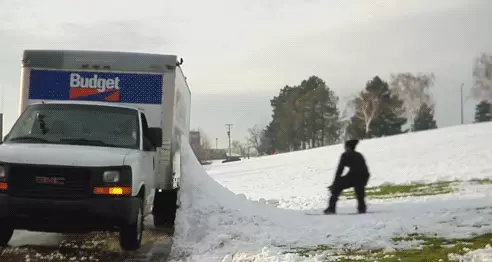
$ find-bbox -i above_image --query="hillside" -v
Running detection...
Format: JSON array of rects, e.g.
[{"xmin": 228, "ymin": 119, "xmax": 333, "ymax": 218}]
[{"xmin": 208, "ymin": 122, "xmax": 492, "ymax": 209}]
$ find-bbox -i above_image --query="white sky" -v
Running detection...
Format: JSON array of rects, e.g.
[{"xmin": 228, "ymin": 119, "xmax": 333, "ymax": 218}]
[{"xmin": 1, "ymin": 0, "xmax": 491, "ymax": 148}]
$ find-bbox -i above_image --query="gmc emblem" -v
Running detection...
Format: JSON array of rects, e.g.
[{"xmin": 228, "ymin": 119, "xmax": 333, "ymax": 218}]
[{"xmin": 35, "ymin": 176, "xmax": 65, "ymax": 185}]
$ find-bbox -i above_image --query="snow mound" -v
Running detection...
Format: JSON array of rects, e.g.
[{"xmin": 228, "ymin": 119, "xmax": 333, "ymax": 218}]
[
  {"xmin": 169, "ymin": 123, "xmax": 492, "ymax": 261},
  {"xmin": 169, "ymin": 137, "xmax": 302, "ymax": 261},
  {"xmin": 449, "ymin": 244, "xmax": 492, "ymax": 261}
]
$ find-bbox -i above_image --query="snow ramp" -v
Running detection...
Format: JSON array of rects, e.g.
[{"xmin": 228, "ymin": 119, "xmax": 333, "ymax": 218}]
[
  {"xmin": 167, "ymin": 123, "xmax": 492, "ymax": 261},
  {"xmin": 168, "ymin": 137, "xmax": 305, "ymax": 261}
]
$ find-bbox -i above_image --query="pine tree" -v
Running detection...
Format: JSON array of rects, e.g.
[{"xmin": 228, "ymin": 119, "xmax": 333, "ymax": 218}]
[
  {"xmin": 346, "ymin": 76, "xmax": 407, "ymax": 139},
  {"xmin": 474, "ymin": 100, "xmax": 492, "ymax": 123},
  {"xmin": 265, "ymin": 76, "xmax": 340, "ymax": 152},
  {"xmin": 412, "ymin": 103, "xmax": 437, "ymax": 131}
]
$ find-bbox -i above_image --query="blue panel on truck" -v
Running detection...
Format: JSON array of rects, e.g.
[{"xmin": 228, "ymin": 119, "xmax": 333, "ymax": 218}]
[{"xmin": 28, "ymin": 69, "xmax": 163, "ymax": 104}]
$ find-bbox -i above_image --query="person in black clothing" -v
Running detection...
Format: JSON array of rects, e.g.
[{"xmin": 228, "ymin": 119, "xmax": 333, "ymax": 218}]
[{"xmin": 324, "ymin": 139, "xmax": 370, "ymax": 215}]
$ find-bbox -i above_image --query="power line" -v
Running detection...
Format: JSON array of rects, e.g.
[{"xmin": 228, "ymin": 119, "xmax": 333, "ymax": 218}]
[{"xmin": 225, "ymin": 124, "xmax": 233, "ymax": 157}]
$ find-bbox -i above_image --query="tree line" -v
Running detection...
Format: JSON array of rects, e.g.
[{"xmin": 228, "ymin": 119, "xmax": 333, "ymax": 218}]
[{"xmin": 248, "ymin": 52, "xmax": 492, "ymax": 155}]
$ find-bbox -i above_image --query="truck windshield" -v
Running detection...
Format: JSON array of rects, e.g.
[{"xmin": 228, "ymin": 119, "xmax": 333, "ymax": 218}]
[{"xmin": 4, "ymin": 104, "xmax": 140, "ymax": 149}]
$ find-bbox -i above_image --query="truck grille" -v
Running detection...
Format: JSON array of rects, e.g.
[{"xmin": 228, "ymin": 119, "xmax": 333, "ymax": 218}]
[{"xmin": 8, "ymin": 165, "xmax": 92, "ymax": 199}]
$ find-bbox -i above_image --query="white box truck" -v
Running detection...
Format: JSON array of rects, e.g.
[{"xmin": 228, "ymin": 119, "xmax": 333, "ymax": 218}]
[{"xmin": 0, "ymin": 50, "xmax": 191, "ymax": 251}]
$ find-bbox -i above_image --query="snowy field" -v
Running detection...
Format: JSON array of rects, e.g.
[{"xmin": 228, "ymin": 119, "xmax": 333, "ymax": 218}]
[{"xmin": 169, "ymin": 122, "xmax": 492, "ymax": 262}]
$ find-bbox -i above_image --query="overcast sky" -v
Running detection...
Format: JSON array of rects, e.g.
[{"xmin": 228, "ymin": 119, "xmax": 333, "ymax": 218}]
[{"xmin": 1, "ymin": 0, "xmax": 491, "ymax": 148}]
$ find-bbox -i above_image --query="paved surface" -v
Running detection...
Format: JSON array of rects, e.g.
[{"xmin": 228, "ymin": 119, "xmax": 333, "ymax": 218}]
[
  {"xmin": 123, "ymin": 235, "xmax": 173, "ymax": 262},
  {"xmin": 2, "ymin": 218, "xmax": 174, "ymax": 262}
]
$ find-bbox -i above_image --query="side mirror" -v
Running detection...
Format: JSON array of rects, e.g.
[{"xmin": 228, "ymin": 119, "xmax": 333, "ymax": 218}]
[{"xmin": 147, "ymin": 128, "xmax": 162, "ymax": 147}]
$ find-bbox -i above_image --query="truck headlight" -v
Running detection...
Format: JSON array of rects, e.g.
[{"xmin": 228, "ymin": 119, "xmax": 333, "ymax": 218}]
[
  {"xmin": 0, "ymin": 166, "xmax": 5, "ymax": 180},
  {"xmin": 103, "ymin": 170, "xmax": 120, "ymax": 183}
]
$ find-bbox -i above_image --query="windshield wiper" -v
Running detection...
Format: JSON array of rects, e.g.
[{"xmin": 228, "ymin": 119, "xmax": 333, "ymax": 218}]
[
  {"xmin": 7, "ymin": 136, "xmax": 50, "ymax": 143},
  {"xmin": 59, "ymin": 138, "xmax": 116, "ymax": 147}
]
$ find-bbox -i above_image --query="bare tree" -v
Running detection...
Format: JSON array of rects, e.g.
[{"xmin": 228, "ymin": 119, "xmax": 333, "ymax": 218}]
[
  {"xmin": 199, "ymin": 130, "xmax": 212, "ymax": 160},
  {"xmin": 338, "ymin": 99, "xmax": 354, "ymax": 141},
  {"xmin": 351, "ymin": 91, "xmax": 383, "ymax": 135},
  {"xmin": 247, "ymin": 124, "xmax": 271, "ymax": 155},
  {"xmin": 231, "ymin": 140, "xmax": 246, "ymax": 156},
  {"xmin": 390, "ymin": 72, "xmax": 435, "ymax": 131},
  {"xmin": 247, "ymin": 125, "xmax": 263, "ymax": 151},
  {"xmin": 471, "ymin": 53, "xmax": 492, "ymax": 101}
]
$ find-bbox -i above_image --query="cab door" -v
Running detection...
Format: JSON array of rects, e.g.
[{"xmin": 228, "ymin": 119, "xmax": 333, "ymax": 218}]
[{"xmin": 140, "ymin": 112, "xmax": 156, "ymax": 215}]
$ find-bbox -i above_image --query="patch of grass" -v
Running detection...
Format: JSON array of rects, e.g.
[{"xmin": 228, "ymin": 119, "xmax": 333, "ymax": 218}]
[
  {"xmin": 284, "ymin": 233, "xmax": 492, "ymax": 262},
  {"xmin": 372, "ymin": 233, "xmax": 492, "ymax": 262},
  {"xmin": 341, "ymin": 178, "xmax": 492, "ymax": 199},
  {"xmin": 342, "ymin": 181, "xmax": 454, "ymax": 199},
  {"xmin": 470, "ymin": 178, "xmax": 492, "ymax": 185}
]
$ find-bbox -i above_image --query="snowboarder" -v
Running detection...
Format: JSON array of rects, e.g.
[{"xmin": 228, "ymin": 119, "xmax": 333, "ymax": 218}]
[{"xmin": 324, "ymin": 139, "xmax": 370, "ymax": 214}]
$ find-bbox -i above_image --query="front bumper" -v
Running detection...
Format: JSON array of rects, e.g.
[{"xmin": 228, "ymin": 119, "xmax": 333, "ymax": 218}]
[{"xmin": 0, "ymin": 194, "xmax": 140, "ymax": 233}]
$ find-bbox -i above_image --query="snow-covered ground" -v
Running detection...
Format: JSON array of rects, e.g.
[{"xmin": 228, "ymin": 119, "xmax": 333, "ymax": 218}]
[
  {"xmin": 450, "ymin": 245, "xmax": 492, "ymax": 262},
  {"xmin": 169, "ymin": 122, "xmax": 492, "ymax": 261}
]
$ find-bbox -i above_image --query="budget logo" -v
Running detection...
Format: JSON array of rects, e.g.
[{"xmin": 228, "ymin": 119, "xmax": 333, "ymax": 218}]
[{"xmin": 69, "ymin": 73, "xmax": 121, "ymax": 101}]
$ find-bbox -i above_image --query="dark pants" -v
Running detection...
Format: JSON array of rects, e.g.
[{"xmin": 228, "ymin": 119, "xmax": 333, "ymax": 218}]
[{"xmin": 327, "ymin": 174, "xmax": 368, "ymax": 213}]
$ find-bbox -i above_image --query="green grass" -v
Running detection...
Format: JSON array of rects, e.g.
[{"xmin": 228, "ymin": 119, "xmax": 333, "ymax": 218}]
[
  {"xmin": 284, "ymin": 232, "xmax": 492, "ymax": 262},
  {"xmin": 470, "ymin": 178, "xmax": 492, "ymax": 184},
  {"xmin": 284, "ymin": 179, "xmax": 492, "ymax": 260},
  {"xmin": 341, "ymin": 178, "xmax": 492, "ymax": 199}
]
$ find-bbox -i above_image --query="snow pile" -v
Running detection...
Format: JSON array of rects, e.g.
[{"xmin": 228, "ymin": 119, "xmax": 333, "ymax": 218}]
[
  {"xmin": 169, "ymin": 123, "xmax": 492, "ymax": 261},
  {"xmin": 169, "ymin": 137, "xmax": 302, "ymax": 261},
  {"xmin": 449, "ymin": 245, "xmax": 492, "ymax": 261}
]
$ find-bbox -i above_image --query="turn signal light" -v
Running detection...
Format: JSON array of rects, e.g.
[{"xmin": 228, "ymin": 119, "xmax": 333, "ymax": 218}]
[
  {"xmin": 93, "ymin": 187, "xmax": 131, "ymax": 195},
  {"xmin": 0, "ymin": 183, "xmax": 7, "ymax": 191}
]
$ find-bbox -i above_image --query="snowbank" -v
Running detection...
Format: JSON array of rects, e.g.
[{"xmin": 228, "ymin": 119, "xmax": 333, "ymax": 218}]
[
  {"xmin": 449, "ymin": 245, "xmax": 492, "ymax": 261},
  {"xmin": 169, "ymin": 123, "xmax": 492, "ymax": 261},
  {"xmin": 169, "ymin": 138, "xmax": 301, "ymax": 261}
]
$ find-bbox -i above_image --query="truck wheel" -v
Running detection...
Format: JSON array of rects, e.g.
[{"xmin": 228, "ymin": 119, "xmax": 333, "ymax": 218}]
[
  {"xmin": 120, "ymin": 198, "xmax": 143, "ymax": 251},
  {"xmin": 0, "ymin": 223, "xmax": 14, "ymax": 247}
]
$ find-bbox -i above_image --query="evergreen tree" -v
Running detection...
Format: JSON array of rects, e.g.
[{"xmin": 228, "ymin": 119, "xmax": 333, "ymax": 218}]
[
  {"xmin": 265, "ymin": 76, "xmax": 341, "ymax": 152},
  {"xmin": 412, "ymin": 103, "xmax": 437, "ymax": 131},
  {"xmin": 474, "ymin": 100, "xmax": 492, "ymax": 123},
  {"xmin": 346, "ymin": 76, "xmax": 407, "ymax": 139}
]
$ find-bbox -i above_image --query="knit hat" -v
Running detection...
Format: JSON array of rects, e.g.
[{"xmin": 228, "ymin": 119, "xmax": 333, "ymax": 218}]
[{"xmin": 345, "ymin": 139, "xmax": 359, "ymax": 150}]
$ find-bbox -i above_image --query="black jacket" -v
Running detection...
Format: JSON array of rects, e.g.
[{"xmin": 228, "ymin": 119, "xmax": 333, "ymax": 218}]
[{"xmin": 333, "ymin": 150, "xmax": 370, "ymax": 184}]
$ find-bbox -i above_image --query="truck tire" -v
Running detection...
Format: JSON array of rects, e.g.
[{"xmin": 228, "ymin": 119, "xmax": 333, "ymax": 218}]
[
  {"xmin": 120, "ymin": 198, "xmax": 143, "ymax": 251},
  {"xmin": 0, "ymin": 223, "xmax": 13, "ymax": 247},
  {"xmin": 152, "ymin": 189, "xmax": 178, "ymax": 229}
]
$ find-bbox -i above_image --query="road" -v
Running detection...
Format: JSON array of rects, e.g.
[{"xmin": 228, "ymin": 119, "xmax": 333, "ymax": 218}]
[{"xmin": 0, "ymin": 218, "xmax": 173, "ymax": 262}]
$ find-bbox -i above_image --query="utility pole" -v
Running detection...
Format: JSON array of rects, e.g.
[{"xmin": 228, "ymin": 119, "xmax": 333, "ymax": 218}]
[
  {"xmin": 0, "ymin": 86, "xmax": 3, "ymax": 140},
  {"xmin": 460, "ymin": 83, "xmax": 464, "ymax": 125},
  {"xmin": 215, "ymin": 138, "xmax": 218, "ymax": 150},
  {"xmin": 225, "ymin": 124, "xmax": 233, "ymax": 157}
]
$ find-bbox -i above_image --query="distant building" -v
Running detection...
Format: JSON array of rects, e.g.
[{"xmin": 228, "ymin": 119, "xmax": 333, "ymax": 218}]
[
  {"xmin": 188, "ymin": 131, "xmax": 236, "ymax": 162},
  {"xmin": 188, "ymin": 131, "xmax": 202, "ymax": 162},
  {"xmin": 189, "ymin": 131, "xmax": 200, "ymax": 148}
]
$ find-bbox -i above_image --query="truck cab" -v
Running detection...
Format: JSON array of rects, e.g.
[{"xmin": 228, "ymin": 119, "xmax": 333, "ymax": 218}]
[
  {"xmin": 0, "ymin": 50, "xmax": 191, "ymax": 251},
  {"xmin": 0, "ymin": 101, "xmax": 161, "ymax": 250}
]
